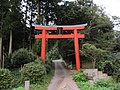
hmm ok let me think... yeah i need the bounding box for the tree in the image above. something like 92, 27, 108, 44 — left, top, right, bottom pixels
33, 0, 63, 55
114, 31, 120, 52
6, 0, 23, 55
112, 16, 120, 52
36, 0, 62, 25
54, 0, 114, 62
81, 43, 106, 68
112, 16, 120, 28
0, 0, 10, 68
21, 0, 36, 49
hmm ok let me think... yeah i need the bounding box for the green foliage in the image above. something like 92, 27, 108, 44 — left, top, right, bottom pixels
54, 0, 114, 64
81, 43, 106, 68
45, 41, 60, 73
73, 70, 116, 90
11, 48, 35, 68
73, 71, 88, 82
0, 69, 13, 90
114, 83, 120, 90
13, 84, 47, 90
95, 79, 114, 88
4, 54, 13, 68
30, 84, 44, 90
114, 31, 120, 52
76, 81, 91, 90
76, 79, 115, 90
32, 39, 41, 55
92, 79, 115, 90
58, 39, 75, 62
30, 72, 53, 90
102, 61, 115, 75
46, 41, 60, 60
91, 86, 114, 90
81, 43, 105, 59
96, 52, 114, 71
12, 87, 25, 90
77, 82, 115, 90
97, 57, 120, 82
12, 68, 53, 90
112, 58, 120, 82
11, 68, 22, 88
21, 58, 46, 84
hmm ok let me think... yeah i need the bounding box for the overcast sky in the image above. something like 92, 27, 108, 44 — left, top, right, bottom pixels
65, 0, 120, 30
93, 0, 120, 17
65, 0, 120, 17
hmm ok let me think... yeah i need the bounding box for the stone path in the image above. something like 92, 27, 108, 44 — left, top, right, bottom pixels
47, 61, 80, 90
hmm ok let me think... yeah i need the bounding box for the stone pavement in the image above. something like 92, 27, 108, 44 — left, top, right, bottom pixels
47, 61, 80, 90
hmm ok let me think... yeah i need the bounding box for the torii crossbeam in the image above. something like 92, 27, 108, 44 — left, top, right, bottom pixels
34, 24, 87, 71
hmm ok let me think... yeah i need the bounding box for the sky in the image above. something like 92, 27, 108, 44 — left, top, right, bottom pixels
65, 0, 120, 30
93, 0, 120, 17
65, 0, 120, 17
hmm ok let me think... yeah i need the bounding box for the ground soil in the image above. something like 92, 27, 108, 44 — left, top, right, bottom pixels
47, 61, 80, 90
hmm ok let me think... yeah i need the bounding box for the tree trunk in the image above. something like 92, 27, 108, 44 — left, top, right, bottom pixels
2, 46, 4, 68
0, 36, 2, 68
37, 0, 40, 16
92, 59, 96, 69
29, 10, 33, 50
0, 21, 3, 68
8, 30, 12, 55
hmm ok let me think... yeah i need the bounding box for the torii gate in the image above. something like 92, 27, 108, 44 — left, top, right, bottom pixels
34, 24, 87, 71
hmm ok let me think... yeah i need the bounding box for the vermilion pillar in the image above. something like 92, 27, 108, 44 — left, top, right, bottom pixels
74, 29, 80, 71
41, 29, 46, 63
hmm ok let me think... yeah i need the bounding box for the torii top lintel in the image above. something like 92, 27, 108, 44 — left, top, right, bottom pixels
33, 24, 87, 30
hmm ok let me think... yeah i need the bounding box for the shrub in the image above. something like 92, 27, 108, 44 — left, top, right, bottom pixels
11, 69, 22, 88
4, 54, 13, 68
21, 58, 46, 84
112, 58, 120, 82
98, 58, 120, 82
72, 71, 88, 82
0, 69, 13, 90
11, 48, 36, 68
32, 39, 41, 55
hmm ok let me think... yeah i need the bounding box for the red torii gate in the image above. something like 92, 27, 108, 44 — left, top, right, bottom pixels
34, 24, 87, 71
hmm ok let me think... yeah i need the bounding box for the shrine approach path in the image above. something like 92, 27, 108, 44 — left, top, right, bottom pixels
47, 60, 80, 90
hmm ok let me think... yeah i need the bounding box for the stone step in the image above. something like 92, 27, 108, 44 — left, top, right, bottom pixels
83, 69, 98, 77
98, 71, 103, 76
83, 69, 110, 83
103, 73, 108, 78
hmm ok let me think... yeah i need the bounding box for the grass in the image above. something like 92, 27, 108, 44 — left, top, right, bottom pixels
11, 68, 54, 90
72, 71, 120, 90
10, 68, 22, 88
30, 71, 54, 90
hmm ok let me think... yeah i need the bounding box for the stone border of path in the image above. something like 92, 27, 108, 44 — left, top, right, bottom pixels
83, 69, 111, 83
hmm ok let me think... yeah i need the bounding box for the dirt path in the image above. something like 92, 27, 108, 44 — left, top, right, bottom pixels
47, 61, 80, 90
